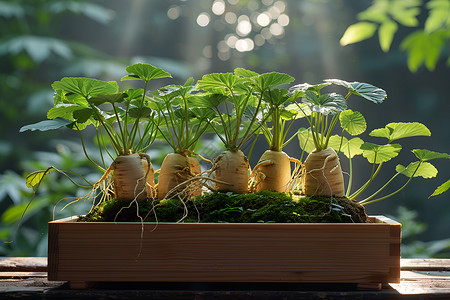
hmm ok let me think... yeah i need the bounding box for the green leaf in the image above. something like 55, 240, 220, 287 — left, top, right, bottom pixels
47, 104, 84, 121
289, 82, 331, 94
285, 103, 311, 119
234, 68, 259, 78
396, 161, 438, 178
298, 127, 316, 153
89, 92, 127, 105
429, 179, 450, 197
121, 63, 172, 82
52, 77, 117, 98
369, 122, 431, 143
128, 107, 152, 118
25, 169, 55, 188
328, 135, 364, 158
125, 88, 144, 100
72, 108, 93, 124
197, 72, 241, 90
400, 30, 446, 72
390, 0, 421, 27
339, 109, 366, 135
413, 149, 450, 161
361, 142, 402, 164
340, 22, 378, 46
262, 88, 291, 107
19, 118, 73, 132
379, 20, 398, 52
253, 72, 295, 92
325, 79, 387, 104
425, 0, 450, 33
302, 92, 347, 115
357, 0, 389, 23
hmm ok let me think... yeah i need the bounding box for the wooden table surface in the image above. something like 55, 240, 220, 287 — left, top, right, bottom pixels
0, 257, 449, 299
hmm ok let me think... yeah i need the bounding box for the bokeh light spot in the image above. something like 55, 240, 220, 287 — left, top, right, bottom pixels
197, 12, 210, 27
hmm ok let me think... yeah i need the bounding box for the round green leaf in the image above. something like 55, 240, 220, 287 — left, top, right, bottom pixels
339, 109, 366, 135
396, 161, 438, 178
370, 122, 431, 142
325, 79, 387, 104
413, 149, 450, 161
89, 92, 127, 106
298, 127, 316, 153
361, 142, 402, 164
52, 77, 117, 98
328, 135, 364, 158
302, 92, 347, 115
121, 63, 172, 82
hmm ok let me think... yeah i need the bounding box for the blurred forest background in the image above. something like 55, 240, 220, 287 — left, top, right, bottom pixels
0, 0, 449, 257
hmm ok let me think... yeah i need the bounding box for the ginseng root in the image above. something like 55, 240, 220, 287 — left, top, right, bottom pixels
213, 149, 249, 194
303, 147, 345, 197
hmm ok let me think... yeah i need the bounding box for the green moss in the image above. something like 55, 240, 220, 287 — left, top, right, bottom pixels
80, 191, 369, 223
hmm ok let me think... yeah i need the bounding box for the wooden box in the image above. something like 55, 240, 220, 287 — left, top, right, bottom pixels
48, 216, 401, 289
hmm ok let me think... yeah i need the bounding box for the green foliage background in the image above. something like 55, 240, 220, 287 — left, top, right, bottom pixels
0, 0, 449, 257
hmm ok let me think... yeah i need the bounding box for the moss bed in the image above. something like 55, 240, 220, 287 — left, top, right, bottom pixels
79, 191, 370, 223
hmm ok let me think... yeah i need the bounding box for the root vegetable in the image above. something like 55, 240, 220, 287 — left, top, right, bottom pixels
303, 147, 345, 197
157, 153, 192, 199
214, 150, 249, 193
189, 156, 202, 197
254, 150, 292, 193
112, 153, 155, 201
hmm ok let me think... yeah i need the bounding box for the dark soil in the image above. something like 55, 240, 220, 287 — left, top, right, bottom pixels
79, 191, 370, 223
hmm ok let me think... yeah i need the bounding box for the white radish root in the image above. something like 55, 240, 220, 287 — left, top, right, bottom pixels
303, 147, 345, 197
213, 149, 249, 194
112, 153, 156, 201
252, 150, 292, 193
157, 152, 192, 200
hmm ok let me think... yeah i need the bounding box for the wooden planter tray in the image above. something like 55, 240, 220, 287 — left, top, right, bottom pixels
48, 216, 401, 289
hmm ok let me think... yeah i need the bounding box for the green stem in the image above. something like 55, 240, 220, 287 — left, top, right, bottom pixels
324, 113, 340, 149
89, 104, 122, 156
360, 162, 422, 205
236, 93, 266, 150
75, 124, 105, 172
349, 160, 383, 200
345, 154, 353, 197
359, 173, 400, 204
112, 104, 127, 154
128, 80, 150, 152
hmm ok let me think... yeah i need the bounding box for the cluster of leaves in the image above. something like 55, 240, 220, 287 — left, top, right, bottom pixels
21, 65, 450, 203
294, 80, 450, 203
340, 0, 450, 72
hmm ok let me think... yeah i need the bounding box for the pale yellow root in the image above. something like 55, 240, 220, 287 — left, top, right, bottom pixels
139, 153, 156, 199
252, 150, 292, 193
286, 157, 304, 193
112, 153, 155, 201
157, 153, 191, 200
214, 150, 249, 194
303, 147, 345, 197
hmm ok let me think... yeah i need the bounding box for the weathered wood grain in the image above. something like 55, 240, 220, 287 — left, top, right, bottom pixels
48, 216, 401, 288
